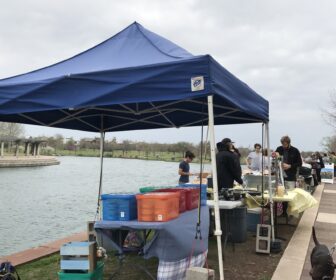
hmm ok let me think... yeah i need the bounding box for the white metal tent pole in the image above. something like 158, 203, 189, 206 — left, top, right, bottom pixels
265, 122, 275, 242
98, 131, 105, 220
207, 95, 224, 280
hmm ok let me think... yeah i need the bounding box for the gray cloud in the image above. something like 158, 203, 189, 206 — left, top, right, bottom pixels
0, 0, 335, 150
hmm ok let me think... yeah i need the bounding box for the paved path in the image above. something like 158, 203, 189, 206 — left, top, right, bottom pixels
271, 182, 336, 280
0, 232, 86, 266
300, 182, 336, 279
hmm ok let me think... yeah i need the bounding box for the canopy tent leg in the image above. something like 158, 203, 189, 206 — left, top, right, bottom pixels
207, 95, 224, 280
265, 122, 275, 242
96, 131, 105, 221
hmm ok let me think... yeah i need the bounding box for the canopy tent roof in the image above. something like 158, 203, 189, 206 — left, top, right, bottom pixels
0, 22, 268, 132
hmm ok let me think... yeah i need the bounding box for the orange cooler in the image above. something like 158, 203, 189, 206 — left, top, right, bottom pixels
136, 192, 180, 222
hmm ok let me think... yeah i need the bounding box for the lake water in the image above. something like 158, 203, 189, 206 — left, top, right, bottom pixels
0, 156, 210, 256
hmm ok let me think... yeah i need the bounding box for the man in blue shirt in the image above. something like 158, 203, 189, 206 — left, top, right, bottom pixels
178, 151, 195, 184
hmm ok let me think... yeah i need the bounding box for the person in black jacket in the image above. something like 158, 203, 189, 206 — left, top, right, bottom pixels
216, 138, 243, 190
315, 152, 325, 183
275, 135, 302, 188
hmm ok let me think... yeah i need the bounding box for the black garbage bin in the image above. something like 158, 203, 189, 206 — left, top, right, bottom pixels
220, 206, 247, 243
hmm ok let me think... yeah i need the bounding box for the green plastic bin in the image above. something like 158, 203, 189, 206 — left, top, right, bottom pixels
139, 186, 176, 193
58, 261, 104, 280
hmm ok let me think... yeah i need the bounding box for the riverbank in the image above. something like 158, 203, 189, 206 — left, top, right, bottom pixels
0, 155, 60, 167
0, 232, 86, 266
52, 149, 210, 163
47, 149, 249, 164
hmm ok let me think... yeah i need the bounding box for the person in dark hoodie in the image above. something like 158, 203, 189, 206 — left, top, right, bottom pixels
275, 135, 302, 189
216, 138, 243, 190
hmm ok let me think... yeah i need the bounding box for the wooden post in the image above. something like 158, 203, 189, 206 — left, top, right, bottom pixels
0, 142, 4, 157
15, 143, 19, 157
32, 143, 36, 156
36, 143, 40, 156
27, 143, 30, 156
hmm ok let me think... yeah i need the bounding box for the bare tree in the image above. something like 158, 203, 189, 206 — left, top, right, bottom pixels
323, 92, 336, 128
0, 122, 24, 138
321, 136, 336, 153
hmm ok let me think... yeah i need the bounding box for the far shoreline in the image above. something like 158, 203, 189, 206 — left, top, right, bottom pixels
0, 155, 60, 168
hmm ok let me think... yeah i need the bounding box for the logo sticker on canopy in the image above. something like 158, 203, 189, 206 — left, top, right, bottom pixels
191, 76, 204, 92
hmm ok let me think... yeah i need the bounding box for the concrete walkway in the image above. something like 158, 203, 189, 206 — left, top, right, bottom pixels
300, 182, 336, 279
272, 182, 336, 280
0, 232, 86, 266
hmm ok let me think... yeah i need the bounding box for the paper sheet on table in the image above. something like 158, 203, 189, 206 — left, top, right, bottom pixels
287, 188, 318, 217
244, 188, 317, 217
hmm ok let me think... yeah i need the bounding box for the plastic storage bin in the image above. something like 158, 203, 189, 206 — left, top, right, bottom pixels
153, 188, 187, 213
136, 192, 180, 222
58, 261, 104, 280
178, 188, 199, 210
139, 186, 172, 193
244, 175, 276, 191
247, 207, 262, 232
182, 187, 199, 210
101, 193, 137, 221
179, 183, 207, 206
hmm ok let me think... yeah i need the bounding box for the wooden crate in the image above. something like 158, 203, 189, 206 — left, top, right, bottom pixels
60, 241, 97, 272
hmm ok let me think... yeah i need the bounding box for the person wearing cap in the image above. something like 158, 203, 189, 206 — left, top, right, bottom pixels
275, 135, 302, 189
216, 138, 243, 190
246, 143, 262, 171
178, 150, 195, 184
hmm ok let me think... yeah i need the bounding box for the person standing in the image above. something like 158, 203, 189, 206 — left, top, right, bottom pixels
216, 138, 243, 190
178, 150, 195, 184
330, 152, 336, 176
315, 152, 325, 183
322, 153, 330, 164
275, 135, 302, 189
308, 153, 319, 186
246, 143, 262, 171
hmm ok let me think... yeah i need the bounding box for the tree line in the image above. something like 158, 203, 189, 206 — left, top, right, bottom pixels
1, 122, 336, 160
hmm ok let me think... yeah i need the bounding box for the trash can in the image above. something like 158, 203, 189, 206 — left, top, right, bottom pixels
220, 206, 247, 243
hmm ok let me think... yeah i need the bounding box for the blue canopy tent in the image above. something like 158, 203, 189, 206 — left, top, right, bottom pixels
0, 22, 271, 279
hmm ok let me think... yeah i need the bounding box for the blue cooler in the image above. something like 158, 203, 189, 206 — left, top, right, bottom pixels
247, 207, 262, 232
178, 183, 207, 205
101, 193, 137, 221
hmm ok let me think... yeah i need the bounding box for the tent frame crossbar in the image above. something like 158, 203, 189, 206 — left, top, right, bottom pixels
49, 108, 90, 126
149, 102, 177, 127
19, 113, 48, 126
18, 100, 262, 134
59, 109, 100, 131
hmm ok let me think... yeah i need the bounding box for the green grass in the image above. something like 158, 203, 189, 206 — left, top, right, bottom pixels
16, 233, 285, 280
16, 251, 159, 280
16, 253, 60, 280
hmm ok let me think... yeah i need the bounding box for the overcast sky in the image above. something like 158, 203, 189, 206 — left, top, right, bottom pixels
0, 0, 335, 151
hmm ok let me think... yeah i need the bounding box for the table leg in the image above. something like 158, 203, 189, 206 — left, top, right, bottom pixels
274, 202, 278, 238
273, 203, 289, 241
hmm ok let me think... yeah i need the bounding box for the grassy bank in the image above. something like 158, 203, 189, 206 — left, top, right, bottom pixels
46, 149, 248, 165
49, 149, 214, 163
16, 222, 297, 280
